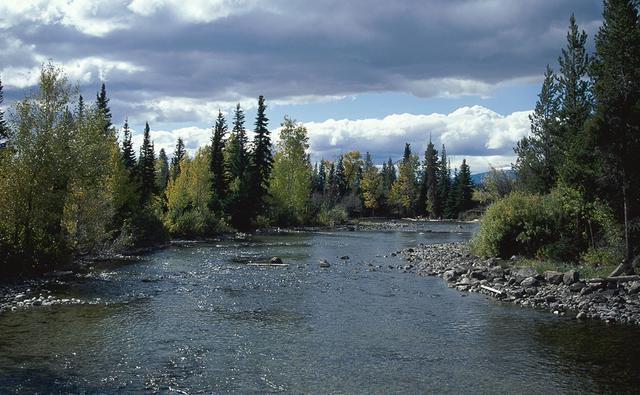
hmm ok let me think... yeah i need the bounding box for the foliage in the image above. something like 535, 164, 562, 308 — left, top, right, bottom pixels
317, 206, 349, 226
473, 167, 515, 204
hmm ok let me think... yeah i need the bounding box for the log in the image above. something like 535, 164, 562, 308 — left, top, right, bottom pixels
247, 263, 289, 267
480, 284, 503, 295
586, 275, 640, 284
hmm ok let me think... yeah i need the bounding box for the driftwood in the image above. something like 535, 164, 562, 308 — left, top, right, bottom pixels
587, 275, 640, 284
247, 263, 289, 267
480, 284, 503, 295
608, 255, 640, 277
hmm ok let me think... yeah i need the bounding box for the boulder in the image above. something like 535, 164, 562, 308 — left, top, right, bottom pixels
270, 257, 283, 264
319, 259, 331, 268
628, 282, 640, 295
544, 270, 564, 285
521, 276, 539, 287
340, 255, 350, 260
443, 270, 458, 283
563, 270, 580, 285
569, 281, 586, 292
511, 267, 538, 284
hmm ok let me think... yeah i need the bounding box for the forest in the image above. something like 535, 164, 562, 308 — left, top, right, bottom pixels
0, 68, 474, 275
473, 0, 640, 274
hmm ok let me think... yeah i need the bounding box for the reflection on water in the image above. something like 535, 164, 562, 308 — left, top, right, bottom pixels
0, 221, 639, 393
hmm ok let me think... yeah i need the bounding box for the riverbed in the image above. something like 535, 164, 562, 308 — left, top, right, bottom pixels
1, 221, 639, 393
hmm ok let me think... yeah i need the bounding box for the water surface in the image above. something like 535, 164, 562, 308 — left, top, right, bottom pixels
1, 221, 639, 393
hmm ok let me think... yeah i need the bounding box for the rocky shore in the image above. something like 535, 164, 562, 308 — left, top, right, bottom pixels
402, 242, 640, 325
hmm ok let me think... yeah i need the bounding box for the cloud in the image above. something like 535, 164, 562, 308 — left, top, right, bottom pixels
293, 105, 531, 171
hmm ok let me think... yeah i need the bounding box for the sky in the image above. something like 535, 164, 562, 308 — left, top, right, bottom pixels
0, 0, 604, 172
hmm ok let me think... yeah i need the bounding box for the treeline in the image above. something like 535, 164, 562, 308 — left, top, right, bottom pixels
0, 65, 476, 274
473, 0, 640, 271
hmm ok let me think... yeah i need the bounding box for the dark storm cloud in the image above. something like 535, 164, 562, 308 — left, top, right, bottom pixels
1, 0, 602, 123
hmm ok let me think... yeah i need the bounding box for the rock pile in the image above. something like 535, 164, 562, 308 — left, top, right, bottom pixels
403, 242, 640, 325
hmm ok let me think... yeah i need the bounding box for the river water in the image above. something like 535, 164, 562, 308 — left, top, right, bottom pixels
1, 221, 639, 393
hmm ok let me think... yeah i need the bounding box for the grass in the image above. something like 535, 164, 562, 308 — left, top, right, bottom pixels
513, 258, 616, 280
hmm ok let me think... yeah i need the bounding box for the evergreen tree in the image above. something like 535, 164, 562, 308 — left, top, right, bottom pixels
445, 168, 459, 219
589, 0, 640, 264
249, 95, 273, 216
456, 159, 474, 213
0, 77, 9, 142
423, 140, 440, 218
436, 145, 451, 218
210, 110, 227, 209
138, 122, 156, 205
121, 119, 137, 173
229, 103, 249, 179
95, 82, 112, 135
170, 137, 186, 181
224, 103, 251, 228
76, 94, 85, 122
334, 155, 347, 199
514, 66, 560, 193
156, 148, 169, 191
556, 14, 595, 190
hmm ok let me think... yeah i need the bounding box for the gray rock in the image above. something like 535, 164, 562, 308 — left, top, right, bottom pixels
270, 257, 283, 264
443, 270, 458, 282
544, 270, 564, 285
563, 270, 579, 285
521, 276, 539, 287
319, 260, 331, 268
511, 267, 538, 284
628, 282, 640, 294
569, 281, 586, 292
340, 255, 350, 260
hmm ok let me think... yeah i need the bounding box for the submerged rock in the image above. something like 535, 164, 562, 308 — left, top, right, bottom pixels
270, 257, 283, 264
319, 259, 331, 268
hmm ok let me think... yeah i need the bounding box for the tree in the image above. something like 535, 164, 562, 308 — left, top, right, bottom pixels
0, 77, 8, 143
556, 14, 595, 190
268, 117, 312, 224
473, 167, 514, 204
156, 148, 169, 191
249, 96, 273, 216
421, 140, 440, 218
170, 137, 186, 181
436, 145, 451, 218
456, 159, 474, 212
514, 66, 560, 193
138, 122, 156, 206
210, 110, 227, 210
95, 82, 112, 135
389, 143, 419, 216
589, 0, 640, 268
224, 103, 251, 228
121, 119, 137, 173
361, 152, 383, 215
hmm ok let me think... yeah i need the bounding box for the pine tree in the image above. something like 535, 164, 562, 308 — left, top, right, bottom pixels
138, 122, 156, 205
76, 94, 85, 122
0, 77, 8, 142
229, 103, 249, 179
95, 82, 112, 135
250, 95, 273, 216
456, 159, 474, 213
334, 155, 347, 199
210, 110, 227, 209
589, 0, 640, 265
514, 66, 560, 193
436, 145, 451, 218
224, 103, 251, 228
170, 137, 186, 181
121, 119, 137, 173
556, 14, 594, 190
156, 148, 169, 191
445, 168, 459, 219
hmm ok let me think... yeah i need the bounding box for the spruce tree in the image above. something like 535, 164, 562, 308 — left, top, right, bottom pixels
589, 0, 640, 265
138, 122, 156, 205
423, 140, 440, 218
445, 168, 460, 219
456, 159, 474, 213
170, 137, 186, 181
95, 82, 112, 135
250, 95, 273, 215
121, 119, 137, 173
225, 103, 251, 228
514, 66, 560, 193
436, 145, 451, 218
556, 14, 594, 190
335, 156, 347, 199
210, 110, 227, 209
156, 148, 169, 191
76, 94, 85, 122
0, 77, 8, 142
229, 103, 249, 179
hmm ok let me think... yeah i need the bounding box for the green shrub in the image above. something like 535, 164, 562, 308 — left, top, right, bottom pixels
471, 187, 623, 263
317, 206, 349, 226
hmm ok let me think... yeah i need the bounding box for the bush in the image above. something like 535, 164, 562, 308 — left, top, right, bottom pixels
471, 187, 624, 263
316, 206, 349, 226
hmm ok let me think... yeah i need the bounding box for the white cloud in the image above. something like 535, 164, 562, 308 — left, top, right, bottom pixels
293, 105, 531, 172
127, 0, 260, 23
1, 57, 144, 89
0, 0, 131, 36
128, 126, 211, 159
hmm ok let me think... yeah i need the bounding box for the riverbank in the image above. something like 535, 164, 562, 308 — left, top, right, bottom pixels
402, 242, 640, 325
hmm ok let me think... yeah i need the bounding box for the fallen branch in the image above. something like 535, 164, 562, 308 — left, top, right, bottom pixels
480, 284, 503, 295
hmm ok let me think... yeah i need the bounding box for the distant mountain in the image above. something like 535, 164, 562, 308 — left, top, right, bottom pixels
471, 168, 516, 185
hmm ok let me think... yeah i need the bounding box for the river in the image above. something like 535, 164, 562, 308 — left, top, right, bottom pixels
1, 221, 639, 393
